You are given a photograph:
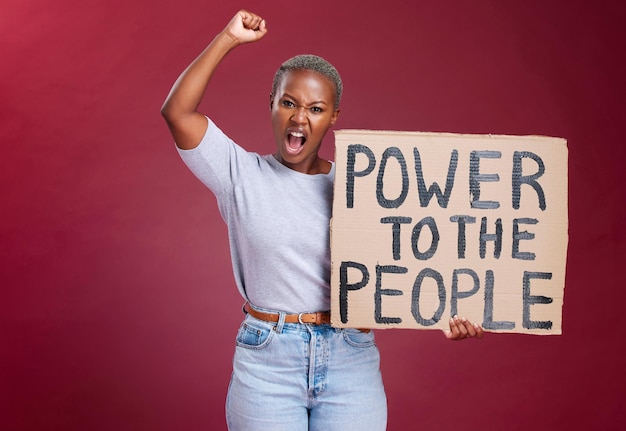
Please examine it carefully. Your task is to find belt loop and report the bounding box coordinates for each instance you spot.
[275,310,286,334]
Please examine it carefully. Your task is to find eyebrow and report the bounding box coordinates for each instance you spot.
[281,93,330,106]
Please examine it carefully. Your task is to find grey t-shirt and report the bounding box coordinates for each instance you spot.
[177,118,334,313]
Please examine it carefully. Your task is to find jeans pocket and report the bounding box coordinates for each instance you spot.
[235,319,275,350]
[342,328,376,348]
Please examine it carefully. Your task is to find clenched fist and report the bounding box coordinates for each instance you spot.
[223,10,268,45]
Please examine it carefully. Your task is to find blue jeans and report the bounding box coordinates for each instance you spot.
[226,308,387,430]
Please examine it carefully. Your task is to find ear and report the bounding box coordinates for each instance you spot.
[269,93,274,110]
[330,109,340,126]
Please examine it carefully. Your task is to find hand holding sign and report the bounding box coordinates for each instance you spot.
[444,315,484,340]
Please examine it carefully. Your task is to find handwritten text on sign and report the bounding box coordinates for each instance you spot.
[330,130,568,334]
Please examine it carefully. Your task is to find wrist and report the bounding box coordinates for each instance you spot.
[218,30,241,49]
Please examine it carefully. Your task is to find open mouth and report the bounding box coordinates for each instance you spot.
[286,131,307,154]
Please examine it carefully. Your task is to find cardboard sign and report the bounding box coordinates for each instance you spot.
[330,130,568,334]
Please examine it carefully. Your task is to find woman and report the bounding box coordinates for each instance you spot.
[161,10,483,431]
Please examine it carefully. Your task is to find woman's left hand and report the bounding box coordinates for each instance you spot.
[443,315,484,340]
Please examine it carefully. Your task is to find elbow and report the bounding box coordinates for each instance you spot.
[160,99,183,130]
[160,100,174,122]
[161,98,193,128]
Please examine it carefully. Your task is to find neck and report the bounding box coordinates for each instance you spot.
[273,154,330,175]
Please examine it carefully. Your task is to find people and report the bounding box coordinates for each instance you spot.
[161,10,484,431]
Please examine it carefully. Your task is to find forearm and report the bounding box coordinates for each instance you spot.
[161,31,237,122]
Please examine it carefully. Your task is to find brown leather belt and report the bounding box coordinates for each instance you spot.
[246,304,331,325]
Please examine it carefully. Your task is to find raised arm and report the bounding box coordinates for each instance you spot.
[161,10,267,150]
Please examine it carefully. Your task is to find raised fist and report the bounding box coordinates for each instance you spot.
[223,10,268,45]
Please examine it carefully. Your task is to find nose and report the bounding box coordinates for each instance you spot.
[291,106,307,124]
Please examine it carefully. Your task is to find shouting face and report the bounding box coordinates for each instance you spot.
[271,69,339,174]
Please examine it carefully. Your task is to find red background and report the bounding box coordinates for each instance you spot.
[1,1,624,430]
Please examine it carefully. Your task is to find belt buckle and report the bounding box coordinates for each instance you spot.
[298,312,325,325]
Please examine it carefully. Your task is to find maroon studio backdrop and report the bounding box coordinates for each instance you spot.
[1,1,624,430]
